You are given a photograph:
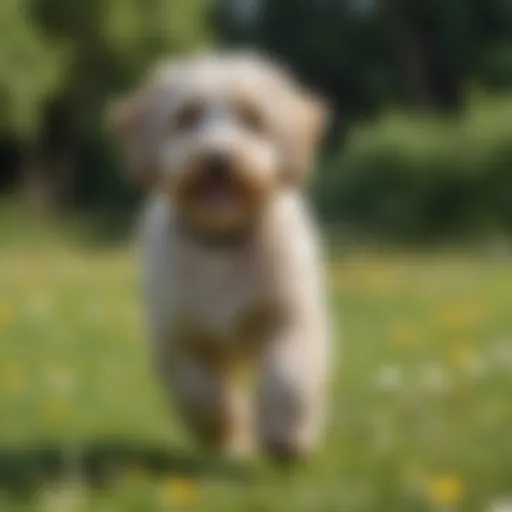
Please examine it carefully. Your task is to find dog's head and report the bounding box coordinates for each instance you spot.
[108,52,329,239]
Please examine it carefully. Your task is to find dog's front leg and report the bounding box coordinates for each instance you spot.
[156,345,254,457]
[257,320,330,464]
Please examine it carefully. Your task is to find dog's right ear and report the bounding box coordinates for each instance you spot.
[106,84,158,188]
[281,90,330,189]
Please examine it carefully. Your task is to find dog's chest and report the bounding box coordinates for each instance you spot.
[172,248,278,347]
[142,196,288,354]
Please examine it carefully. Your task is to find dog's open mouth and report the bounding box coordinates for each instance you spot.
[199,181,240,211]
[177,168,263,237]
[192,176,246,214]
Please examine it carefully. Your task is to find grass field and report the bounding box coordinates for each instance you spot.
[1,209,511,511]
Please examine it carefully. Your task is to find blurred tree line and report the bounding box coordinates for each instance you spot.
[1,0,512,240]
[0,0,213,211]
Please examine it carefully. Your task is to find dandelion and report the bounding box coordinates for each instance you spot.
[450,343,482,374]
[0,302,14,330]
[436,303,485,333]
[161,476,197,507]
[427,474,464,505]
[391,323,419,349]
[363,268,392,296]
[447,341,486,378]
[42,396,71,424]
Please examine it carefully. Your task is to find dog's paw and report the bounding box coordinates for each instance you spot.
[262,438,313,466]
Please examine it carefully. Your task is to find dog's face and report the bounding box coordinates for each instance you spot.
[108,53,328,238]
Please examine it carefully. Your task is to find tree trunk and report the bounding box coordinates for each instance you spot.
[21,140,75,214]
[381,0,433,111]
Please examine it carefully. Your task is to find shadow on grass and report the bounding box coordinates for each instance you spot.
[0,441,250,496]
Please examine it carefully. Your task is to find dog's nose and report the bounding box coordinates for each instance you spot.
[204,151,231,180]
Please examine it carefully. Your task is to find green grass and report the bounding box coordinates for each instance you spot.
[1,212,512,511]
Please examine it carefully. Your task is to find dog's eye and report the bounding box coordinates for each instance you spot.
[238,104,266,134]
[173,102,204,132]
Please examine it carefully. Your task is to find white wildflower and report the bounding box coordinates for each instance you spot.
[375,364,403,391]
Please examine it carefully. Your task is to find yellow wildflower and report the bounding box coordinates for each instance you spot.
[363,268,392,296]
[0,303,14,330]
[161,476,197,508]
[436,303,485,333]
[450,343,478,369]
[391,323,419,348]
[42,396,71,424]
[427,474,464,505]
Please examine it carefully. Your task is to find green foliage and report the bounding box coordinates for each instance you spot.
[0,0,68,136]
[478,41,512,89]
[314,94,512,240]
[100,0,213,77]
[2,0,512,240]
[0,0,214,208]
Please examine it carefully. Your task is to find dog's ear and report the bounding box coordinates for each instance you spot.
[282,91,330,188]
[106,83,159,188]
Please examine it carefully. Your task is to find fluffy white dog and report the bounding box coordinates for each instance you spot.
[108,52,332,463]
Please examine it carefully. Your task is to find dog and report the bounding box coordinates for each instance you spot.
[107,51,332,463]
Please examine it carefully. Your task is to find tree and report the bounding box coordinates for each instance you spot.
[0,0,68,208]
[2,0,213,211]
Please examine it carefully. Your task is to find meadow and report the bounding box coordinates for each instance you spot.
[0,206,511,511]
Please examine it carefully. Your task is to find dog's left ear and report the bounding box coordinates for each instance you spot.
[282,91,330,187]
[106,85,158,188]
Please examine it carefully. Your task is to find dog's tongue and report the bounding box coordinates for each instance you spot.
[201,183,237,209]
